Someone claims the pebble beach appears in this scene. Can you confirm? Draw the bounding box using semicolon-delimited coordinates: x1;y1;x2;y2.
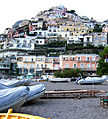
15;81;108;119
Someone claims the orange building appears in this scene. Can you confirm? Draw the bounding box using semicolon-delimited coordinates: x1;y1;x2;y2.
59;54;100;75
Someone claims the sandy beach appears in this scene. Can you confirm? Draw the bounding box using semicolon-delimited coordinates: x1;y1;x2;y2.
14;81;108;119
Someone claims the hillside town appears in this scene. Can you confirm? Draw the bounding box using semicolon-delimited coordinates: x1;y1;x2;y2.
0;5;108;77
0;4;108;119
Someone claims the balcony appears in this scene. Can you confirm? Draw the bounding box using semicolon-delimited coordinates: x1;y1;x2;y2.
23;61;35;63
77;59;82;62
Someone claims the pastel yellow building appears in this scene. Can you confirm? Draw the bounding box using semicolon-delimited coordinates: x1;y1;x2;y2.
17;55;54;75
59;25;88;36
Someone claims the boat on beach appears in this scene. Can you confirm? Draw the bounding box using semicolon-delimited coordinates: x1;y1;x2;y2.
27;84;45;102
0;86;29;112
0;83;45;103
0;79;20;87
50;77;71;82
0;109;47;119
75;75;107;84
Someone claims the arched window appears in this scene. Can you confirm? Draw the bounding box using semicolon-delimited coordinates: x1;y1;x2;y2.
24;68;28;74
19;68;22;74
29;68;34;74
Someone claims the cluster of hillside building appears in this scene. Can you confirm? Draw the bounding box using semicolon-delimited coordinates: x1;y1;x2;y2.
0;5;107;76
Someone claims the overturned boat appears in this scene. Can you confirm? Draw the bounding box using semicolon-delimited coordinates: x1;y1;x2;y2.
0;86;29;112
75;75;107;85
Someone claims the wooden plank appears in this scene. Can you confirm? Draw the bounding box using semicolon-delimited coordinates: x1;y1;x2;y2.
42;90;106;99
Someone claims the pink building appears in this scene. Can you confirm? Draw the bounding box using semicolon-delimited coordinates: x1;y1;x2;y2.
53;57;60;70
59;54;100;74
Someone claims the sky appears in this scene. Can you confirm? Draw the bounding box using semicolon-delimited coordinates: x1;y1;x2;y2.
0;0;108;33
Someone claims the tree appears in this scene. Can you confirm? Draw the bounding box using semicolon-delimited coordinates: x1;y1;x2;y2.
97;46;108;76
54;68;82;78
93;24;102;32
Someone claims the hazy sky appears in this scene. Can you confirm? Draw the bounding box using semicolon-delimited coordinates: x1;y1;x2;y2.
0;0;108;33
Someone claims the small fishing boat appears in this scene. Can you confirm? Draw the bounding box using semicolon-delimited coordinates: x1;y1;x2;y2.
75;75;107;85
0;86;29;112
0;109;47;119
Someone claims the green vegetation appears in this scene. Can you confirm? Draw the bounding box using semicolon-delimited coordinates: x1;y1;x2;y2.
54;68;82;78
97;46;108;76
34;41;104;56
66;43;104;54
66;10;76;14
47;40;67;47
93;24;102;32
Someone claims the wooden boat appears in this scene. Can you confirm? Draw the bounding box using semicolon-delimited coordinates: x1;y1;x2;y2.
0;109;47;119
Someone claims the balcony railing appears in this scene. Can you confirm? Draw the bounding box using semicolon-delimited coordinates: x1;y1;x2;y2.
24;61;35;63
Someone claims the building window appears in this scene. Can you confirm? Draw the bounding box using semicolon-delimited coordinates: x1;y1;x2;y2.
78;57;81;61
25;58;27;62
67;28;69;31
49;29;51;32
87;37;90;42
24;68;28;74
19;68;22;74
31;64;33;68
39;32;42;36
53;29;56;32
40;41;42;43
65;34;67;37
65;63;69;68
92;57;95;61
35;32;37;36
41;64;43;68
24;64;26;68
73;64;77;68
37;64;39;69
63;57;66;61
87;57;89;61
30;68;34;74
31;58;33;62
45;64;47;69
36;41;39;43
88;64;90;68
81;64;83;68
72;57;75;61
92;64;95;67
44;32;46;36
40;58;43;61
18;64;21;68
